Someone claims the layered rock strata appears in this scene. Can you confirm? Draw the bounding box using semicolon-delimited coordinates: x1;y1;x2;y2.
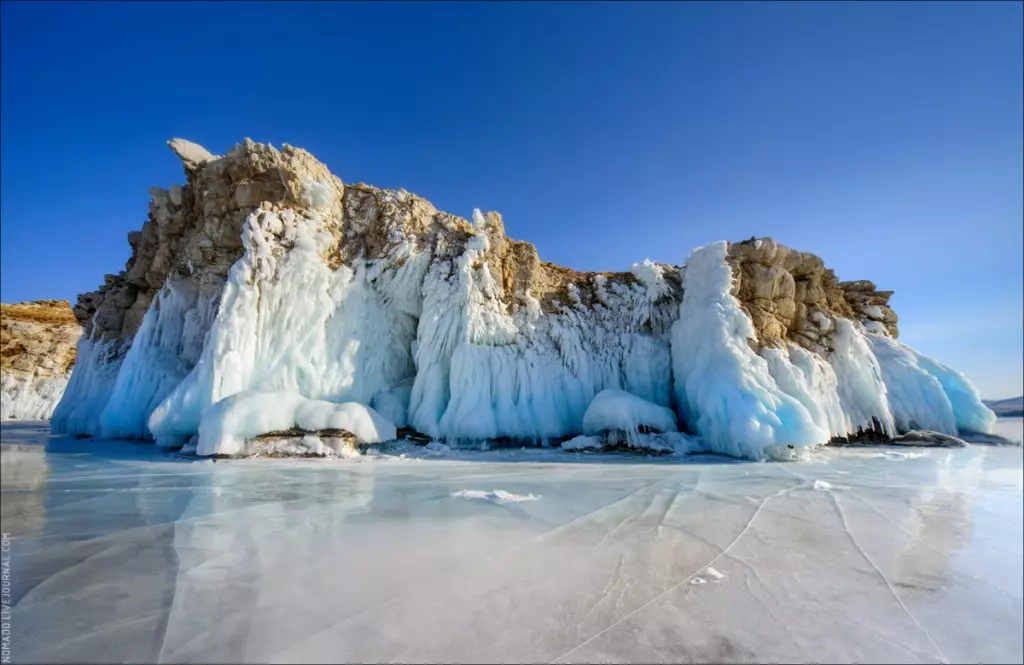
1;300;81;420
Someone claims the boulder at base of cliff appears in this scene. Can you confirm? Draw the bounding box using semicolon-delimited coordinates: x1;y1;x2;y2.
891;430;969;448
195;390;397;457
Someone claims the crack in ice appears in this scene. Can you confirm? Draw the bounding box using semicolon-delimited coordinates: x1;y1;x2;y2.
550;480;805;663
824;488;949;664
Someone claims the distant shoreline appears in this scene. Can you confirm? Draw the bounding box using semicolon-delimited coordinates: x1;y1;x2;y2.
984;397;1023;419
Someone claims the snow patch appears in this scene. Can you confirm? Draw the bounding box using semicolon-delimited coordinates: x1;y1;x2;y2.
452;489;541;503
300;179;334;211
860;305;885;320
871;451;927;460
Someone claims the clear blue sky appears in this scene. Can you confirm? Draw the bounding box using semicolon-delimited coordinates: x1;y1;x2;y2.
2;1;1021;398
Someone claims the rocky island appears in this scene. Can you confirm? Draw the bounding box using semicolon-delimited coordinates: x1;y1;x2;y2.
43;138;997;459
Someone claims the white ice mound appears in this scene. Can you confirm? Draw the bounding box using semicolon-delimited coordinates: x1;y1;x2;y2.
671;242;828;460
196;390;397;456
582;388;678;437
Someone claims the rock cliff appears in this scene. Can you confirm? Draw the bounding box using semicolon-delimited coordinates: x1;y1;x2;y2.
51;138;995;458
1;300;81;420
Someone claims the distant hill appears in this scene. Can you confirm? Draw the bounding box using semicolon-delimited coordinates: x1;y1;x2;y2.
984;396;1024;418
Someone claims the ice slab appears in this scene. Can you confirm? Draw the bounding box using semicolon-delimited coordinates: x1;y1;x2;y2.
2;419;1022;664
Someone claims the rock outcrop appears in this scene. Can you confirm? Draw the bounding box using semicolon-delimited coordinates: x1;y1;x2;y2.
50;138;995;459
1;300;81;420
892;430;969;448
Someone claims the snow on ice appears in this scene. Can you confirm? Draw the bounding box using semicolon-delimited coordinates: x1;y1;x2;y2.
451;489;542;503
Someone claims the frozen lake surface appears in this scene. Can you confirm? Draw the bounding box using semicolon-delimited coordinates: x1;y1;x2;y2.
2;419;1022;664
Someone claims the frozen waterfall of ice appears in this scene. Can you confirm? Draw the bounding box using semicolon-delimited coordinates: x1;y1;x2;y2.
409;213;677;443
670;241;830;460
147;207;418;448
908;349;997;435
866;332;958;435
51;337;125;436
51;196;997;459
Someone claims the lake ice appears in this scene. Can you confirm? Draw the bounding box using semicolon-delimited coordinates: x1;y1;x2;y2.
1;418;1021;663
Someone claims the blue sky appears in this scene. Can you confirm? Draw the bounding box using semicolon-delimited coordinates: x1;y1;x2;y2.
2;1;1021;398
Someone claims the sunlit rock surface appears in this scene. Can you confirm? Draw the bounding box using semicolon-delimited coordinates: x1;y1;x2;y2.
0;300;80;420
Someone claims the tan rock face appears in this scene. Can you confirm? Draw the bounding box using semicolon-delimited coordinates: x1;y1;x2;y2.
1;300;82;419
724;238;893;354
75;139;345;342
839;280;899;338
1;300;80;377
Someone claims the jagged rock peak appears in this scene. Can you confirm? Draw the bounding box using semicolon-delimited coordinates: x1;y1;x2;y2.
167;138;219;173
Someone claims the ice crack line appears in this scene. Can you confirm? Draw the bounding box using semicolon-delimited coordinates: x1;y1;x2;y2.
825;488;949;665
549;480;804;664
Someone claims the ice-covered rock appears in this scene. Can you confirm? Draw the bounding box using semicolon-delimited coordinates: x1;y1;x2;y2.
672;242;831;460
581;389;678;439
51;138;996;460
195;390;396;456
1;300;81;420
891;430;969;448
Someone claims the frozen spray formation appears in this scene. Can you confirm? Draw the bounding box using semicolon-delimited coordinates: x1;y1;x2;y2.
51;138;996;458
1;300;81;420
